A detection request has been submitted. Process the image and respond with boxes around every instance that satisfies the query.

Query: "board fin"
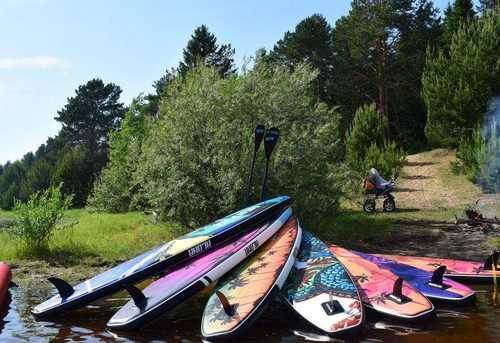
[48,277,75,299]
[216,291,234,316]
[387,277,411,304]
[428,266,449,289]
[123,285,147,310]
[483,251,499,271]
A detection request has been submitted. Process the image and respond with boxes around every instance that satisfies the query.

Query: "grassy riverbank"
[0,210,186,266]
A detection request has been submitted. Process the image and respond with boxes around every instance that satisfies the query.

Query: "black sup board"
[32,196,291,317]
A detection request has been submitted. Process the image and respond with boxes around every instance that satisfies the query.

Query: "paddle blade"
[254,125,265,152]
[264,127,280,159]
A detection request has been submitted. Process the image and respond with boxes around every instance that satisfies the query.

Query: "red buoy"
[0,262,11,307]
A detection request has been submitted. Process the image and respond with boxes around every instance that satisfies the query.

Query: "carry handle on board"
[246,125,265,205]
[260,127,280,201]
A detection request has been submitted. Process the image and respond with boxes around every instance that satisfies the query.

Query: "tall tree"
[268,14,334,103]
[332,0,441,148]
[179,25,236,77]
[478,0,499,13]
[423,7,499,147]
[443,0,476,46]
[55,78,126,155]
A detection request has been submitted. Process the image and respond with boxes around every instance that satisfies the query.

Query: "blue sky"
[0,0,469,164]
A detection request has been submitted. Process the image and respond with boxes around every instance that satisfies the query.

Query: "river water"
[1,282,499,342]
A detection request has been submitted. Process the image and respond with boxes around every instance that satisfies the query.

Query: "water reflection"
[0,284,499,342]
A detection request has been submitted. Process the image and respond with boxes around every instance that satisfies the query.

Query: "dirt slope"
[395,149,483,209]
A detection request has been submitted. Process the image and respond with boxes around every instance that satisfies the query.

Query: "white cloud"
[0,56,71,71]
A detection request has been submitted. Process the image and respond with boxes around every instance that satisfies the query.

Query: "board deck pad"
[352,251,475,304]
[330,246,434,320]
[201,216,301,340]
[33,196,291,317]
[282,232,363,335]
[107,207,292,330]
[374,253,497,283]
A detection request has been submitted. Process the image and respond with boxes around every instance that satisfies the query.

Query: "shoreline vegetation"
[1,149,498,287]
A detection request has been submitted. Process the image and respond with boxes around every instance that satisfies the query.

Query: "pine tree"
[423,7,500,147]
[268,14,334,103]
[443,0,476,47]
[332,0,441,147]
[179,25,235,77]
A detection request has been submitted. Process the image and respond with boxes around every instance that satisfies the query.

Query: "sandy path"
[395,149,483,209]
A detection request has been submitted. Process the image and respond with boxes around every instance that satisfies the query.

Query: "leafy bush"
[88,97,150,212]
[452,125,486,177]
[454,118,500,193]
[423,7,499,147]
[345,103,384,166]
[346,103,406,179]
[9,184,74,250]
[123,63,344,227]
[363,141,406,180]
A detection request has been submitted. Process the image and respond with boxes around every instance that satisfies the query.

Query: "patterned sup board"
[107,207,292,330]
[282,233,363,335]
[353,251,475,304]
[0,263,11,308]
[374,253,499,284]
[330,246,434,321]
[33,196,291,317]
[201,216,302,340]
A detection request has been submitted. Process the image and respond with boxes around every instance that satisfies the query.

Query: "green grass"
[0,204,464,267]
[314,206,462,250]
[0,209,187,266]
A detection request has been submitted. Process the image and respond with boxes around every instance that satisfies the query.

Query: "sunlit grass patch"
[0,209,186,266]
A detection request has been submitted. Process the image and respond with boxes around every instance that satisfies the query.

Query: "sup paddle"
[246,125,265,204]
[260,127,279,201]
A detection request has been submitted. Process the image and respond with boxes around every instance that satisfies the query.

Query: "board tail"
[123,285,147,310]
[48,277,75,299]
[387,277,411,304]
[484,250,499,271]
[216,290,235,316]
[428,266,448,289]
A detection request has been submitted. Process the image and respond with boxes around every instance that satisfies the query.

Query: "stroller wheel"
[383,198,396,212]
[363,199,376,213]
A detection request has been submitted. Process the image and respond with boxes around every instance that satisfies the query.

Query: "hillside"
[396,149,484,210]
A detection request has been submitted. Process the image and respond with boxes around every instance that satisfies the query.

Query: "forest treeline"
[0,1,498,224]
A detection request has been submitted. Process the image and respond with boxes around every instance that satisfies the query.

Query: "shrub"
[9,184,74,250]
[346,103,406,180]
[131,63,344,227]
[88,97,150,212]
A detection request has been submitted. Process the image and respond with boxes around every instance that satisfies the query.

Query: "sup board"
[201,215,302,340]
[282,233,363,335]
[0,263,11,308]
[374,252,499,284]
[352,251,475,304]
[330,246,434,321]
[107,207,292,330]
[33,196,291,317]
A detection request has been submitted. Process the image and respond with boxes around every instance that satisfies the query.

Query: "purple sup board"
[352,251,475,304]
[107,207,293,330]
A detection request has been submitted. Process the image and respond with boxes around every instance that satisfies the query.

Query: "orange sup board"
[201,216,302,340]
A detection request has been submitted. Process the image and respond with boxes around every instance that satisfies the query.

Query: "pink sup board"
[330,246,435,321]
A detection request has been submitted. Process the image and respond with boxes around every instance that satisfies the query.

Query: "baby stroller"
[362,168,396,213]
